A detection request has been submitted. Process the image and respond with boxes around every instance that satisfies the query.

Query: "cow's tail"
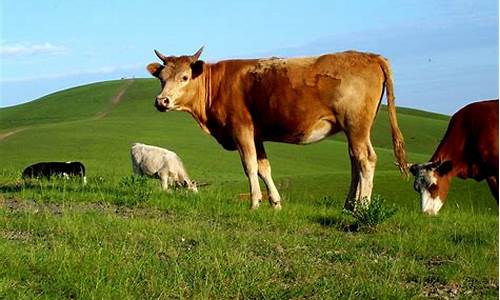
[378,56,409,177]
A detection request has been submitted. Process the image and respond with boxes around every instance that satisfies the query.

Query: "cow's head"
[409,160,453,215]
[147,47,205,112]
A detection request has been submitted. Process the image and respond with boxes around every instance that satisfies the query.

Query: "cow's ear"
[409,164,419,176]
[436,160,452,176]
[147,63,163,77]
[191,60,204,79]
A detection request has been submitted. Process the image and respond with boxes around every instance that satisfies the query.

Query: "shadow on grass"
[314,195,398,233]
[312,214,360,232]
[0,180,103,194]
[0,177,197,211]
[0,182,23,193]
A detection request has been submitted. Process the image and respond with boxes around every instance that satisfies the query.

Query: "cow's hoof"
[343,202,355,212]
[250,202,260,210]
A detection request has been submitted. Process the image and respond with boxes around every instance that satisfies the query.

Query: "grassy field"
[0,79,497,299]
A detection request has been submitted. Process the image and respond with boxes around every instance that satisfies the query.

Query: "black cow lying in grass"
[22,162,87,184]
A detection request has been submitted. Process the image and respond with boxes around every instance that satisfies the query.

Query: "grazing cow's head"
[147,47,205,112]
[409,161,453,215]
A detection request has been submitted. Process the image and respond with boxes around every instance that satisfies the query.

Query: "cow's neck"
[183,64,213,135]
[430,132,467,178]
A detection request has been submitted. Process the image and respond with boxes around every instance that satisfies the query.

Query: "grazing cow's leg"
[236,129,262,209]
[131,160,143,176]
[132,164,140,175]
[487,176,499,202]
[255,141,282,210]
[157,171,171,191]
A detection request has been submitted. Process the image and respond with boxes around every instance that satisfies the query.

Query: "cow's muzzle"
[155,96,170,112]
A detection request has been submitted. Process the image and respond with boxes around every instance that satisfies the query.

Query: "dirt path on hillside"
[96,79,135,119]
[0,128,28,142]
[0,80,135,142]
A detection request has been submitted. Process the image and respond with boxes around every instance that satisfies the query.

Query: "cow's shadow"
[0,179,88,194]
[0,181,26,193]
[311,214,360,232]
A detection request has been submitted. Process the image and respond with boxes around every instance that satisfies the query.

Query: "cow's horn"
[154,49,167,62]
[192,46,204,61]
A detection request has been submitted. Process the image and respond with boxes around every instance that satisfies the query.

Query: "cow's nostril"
[156,96,170,107]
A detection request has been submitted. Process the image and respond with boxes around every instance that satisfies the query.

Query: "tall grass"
[0,170,497,299]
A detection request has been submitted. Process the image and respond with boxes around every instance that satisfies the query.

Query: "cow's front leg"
[158,171,173,192]
[256,141,281,210]
[487,176,499,202]
[236,130,262,209]
[160,176,170,191]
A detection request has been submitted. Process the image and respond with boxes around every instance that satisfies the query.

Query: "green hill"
[0,78,491,206]
[0,81,128,130]
[0,78,448,171]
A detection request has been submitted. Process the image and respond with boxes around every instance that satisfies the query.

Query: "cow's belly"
[262,117,338,144]
[300,119,333,144]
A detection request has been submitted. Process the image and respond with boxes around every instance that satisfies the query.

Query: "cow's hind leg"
[236,128,262,209]
[256,141,281,210]
[344,134,377,210]
[487,176,499,203]
[344,153,361,211]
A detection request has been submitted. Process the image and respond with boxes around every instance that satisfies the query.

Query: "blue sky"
[1,0,498,114]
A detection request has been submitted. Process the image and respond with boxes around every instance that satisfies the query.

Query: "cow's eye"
[182,75,189,81]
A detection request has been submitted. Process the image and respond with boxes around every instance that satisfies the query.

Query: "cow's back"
[243,51,386,142]
[22,162,47,178]
[462,100,499,176]
[435,100,499,179]
[22,161,85,178]
[131,143,179,176]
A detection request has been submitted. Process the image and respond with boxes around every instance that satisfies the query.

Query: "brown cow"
[147,47,408,210]
[409,99,499,215]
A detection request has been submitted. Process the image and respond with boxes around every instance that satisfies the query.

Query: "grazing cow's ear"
[424,160,441,170]
[409,164,419,176]
[191,60,204,79]
[147,63,163,77]
[436,160,453,176]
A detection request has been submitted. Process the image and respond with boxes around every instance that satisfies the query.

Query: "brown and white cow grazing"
[147,47,408,210]
[410,99,499,215]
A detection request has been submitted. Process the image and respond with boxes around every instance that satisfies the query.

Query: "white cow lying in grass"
[130,143,197,192]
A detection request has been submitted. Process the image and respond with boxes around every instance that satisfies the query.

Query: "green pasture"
[0,79,497,299]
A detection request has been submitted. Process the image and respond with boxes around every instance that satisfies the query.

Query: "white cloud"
[0,42,68,57]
